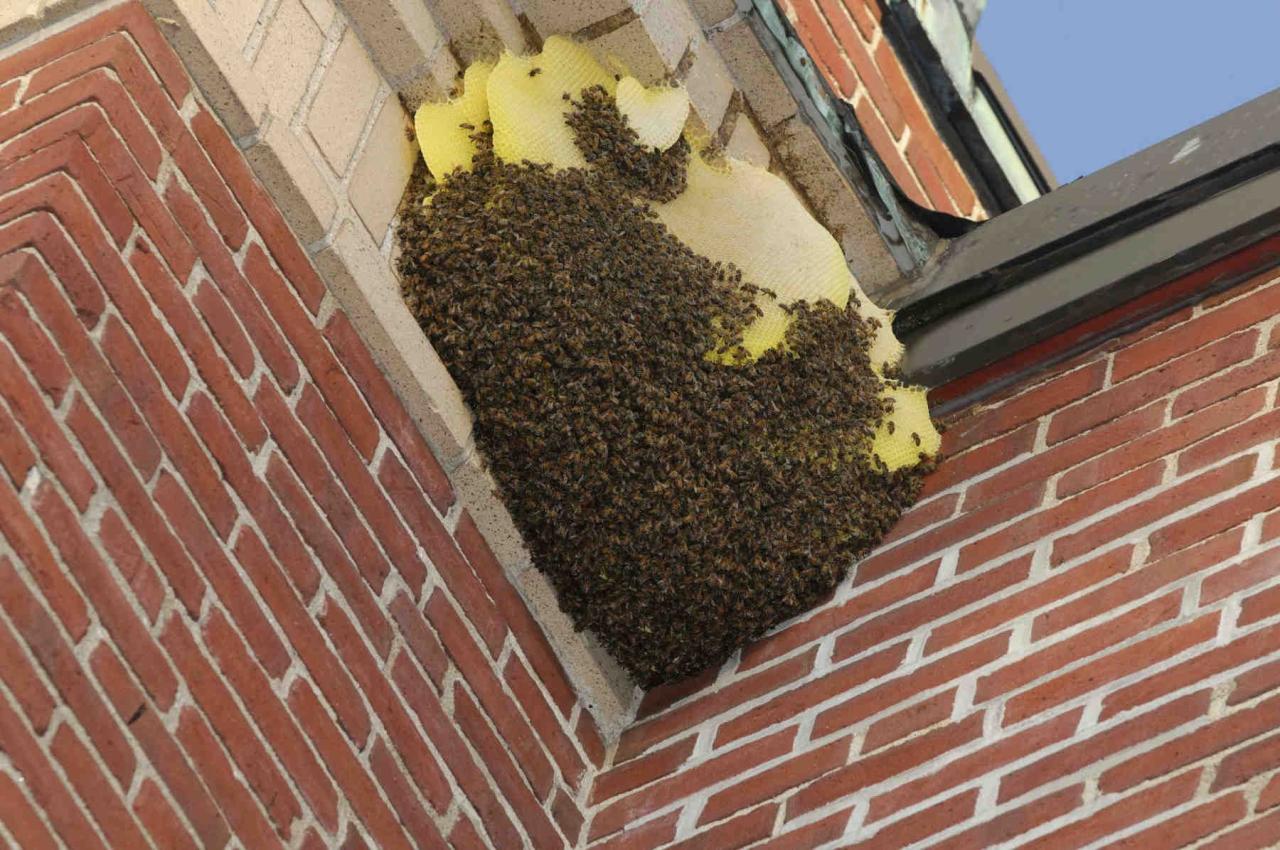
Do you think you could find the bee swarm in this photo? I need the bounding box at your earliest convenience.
[396,102,930,687]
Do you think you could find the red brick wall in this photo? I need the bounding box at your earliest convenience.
[586,267,1280,847]
[779,0,985,219]
[0,6,601,848]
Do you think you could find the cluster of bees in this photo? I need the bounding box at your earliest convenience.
[396,94,928,686]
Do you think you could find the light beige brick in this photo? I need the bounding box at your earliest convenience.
[520,0,630,37]
[349,97,416,242]
[340,0,444,91]
[690,0,738,27]
[639,0,700,69]
[299,0,335,29]
[769,115,901,297]
[213,0,268,53]
[589,18,668,84]
[244,113,337,242]
[307,27,381,174]
[143,0,270,137]
[424,0,527,64]
[712,19,798,129]
[252,0,324,120]
[312,217,474,465]
[725,113,769,166]
[683,39,734,132]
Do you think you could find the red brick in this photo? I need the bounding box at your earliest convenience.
[1261,773,1280,811]
[5,255,161,476]
[1150,479,1280,559]
[265,455,392,658]
[1052,455,1254,565]
[1200,807,1280,850]
[380,455,505,651]
[1212,727,1280,791]
[202,609,339,833]
[97,509,163,623]
[921,421,1036,498]
[49,724,150,849]
[391,654,523,848]
[153,470,292,676]
[0,134,130,247]
[1101,691,1280,793]
[1036,530,1240,640]
[814,0,902,133]
[1001,689,1210,803]
[246,245,379,457]
[505,654,587,789]
[595,735,696,804]
[368,738,448,850]
[578,709,607,769]
[1003,612,1217,726]
[741,560,936,672]
[1105,624,1280,720]
[1181,407,1280,475]
[948,362,1106,452]
[811,634,1007,741]
[452,682,563,847]
[0,771,64,850]
[851,92,921,198]
[387,591,449,686]
[792,715,984,821]
[164,181,300,390]
[319,598,452,810]
[864,689,955,752]
[960,461,1163,572]
[754,808,850,850]
[88,643,230,848]
[1049,331,1257,444]
[836,556,1029,659]
[0,80,15,112]
[0,472,93,647]
[0,334,94,511]
[193,278,255,378]
[0,611,54,732]
[720,643,900,747]
[0,692,103,850]
[288,681,414,850]
[1172,346,1280,418]
[933,785,1082,850]
[0,260,72,401]
[0,399,34,487]
[1202,547,1280,606]
[324,311,453,509]
[636,666,719,720]
[159,618,301,835]
[34,484,176,708]
[873,707,1080,819]
[969,404,1163,510]
[850,789,976,849]
[190,107,328,312]
[173,708,283,850]
[128,246,265,448]
[550,787,584,843]
[590,811,679,850]
[932,546,1131,654]
[131,780,199,850]
[0,556,134,786]
[67,398,206,616]
[861,483,1040,582]
[674,803,778,850]
[1241,582,1280,627]
[234,528,370,744]
[447,816,489,850]
[1229,657,1280,706]
[591,726,795,841]
[700,737,848,825]
[787,0,858,97]
[1110,792,1246,849]
[456,511,576,714]
[1021,769,1200,849]
[426,591,553,797]
[879,492,959,546]
[905,135,958,211]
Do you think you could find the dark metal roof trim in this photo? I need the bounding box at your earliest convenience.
[896,86,1280,405]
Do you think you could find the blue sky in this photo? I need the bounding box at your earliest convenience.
[977,0,1280,183]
